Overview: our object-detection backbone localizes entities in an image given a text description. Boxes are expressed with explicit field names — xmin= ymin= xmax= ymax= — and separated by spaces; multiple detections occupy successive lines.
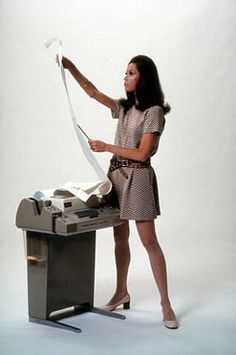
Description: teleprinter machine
xmin=15 ymin=191 xmax=125 ymax=333
xmin=16 ymin=192 xmax=122 ymax=236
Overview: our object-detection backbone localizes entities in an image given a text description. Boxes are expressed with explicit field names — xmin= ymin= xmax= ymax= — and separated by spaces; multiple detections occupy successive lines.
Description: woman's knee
xmin=136 ymin=220 xmax=159 ymax=252
xmin=113 ymin=221 xmax=130 ymax=244
xmin=142 ymin=235 xmax=159 ymax=253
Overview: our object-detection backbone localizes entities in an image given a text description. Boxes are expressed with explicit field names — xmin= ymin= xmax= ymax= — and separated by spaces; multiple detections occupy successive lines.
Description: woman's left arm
xmin=89 ymin=133 xmax=158 ymax=162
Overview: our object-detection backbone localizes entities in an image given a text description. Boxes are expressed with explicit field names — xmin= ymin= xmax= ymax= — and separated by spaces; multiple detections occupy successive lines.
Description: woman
xmin=58 ymin=54 xmax=178 ymax=329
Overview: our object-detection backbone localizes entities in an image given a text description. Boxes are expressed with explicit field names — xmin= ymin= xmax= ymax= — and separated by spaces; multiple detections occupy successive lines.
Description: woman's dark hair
xmin=120 ymin=55 xmax=171 ymax=114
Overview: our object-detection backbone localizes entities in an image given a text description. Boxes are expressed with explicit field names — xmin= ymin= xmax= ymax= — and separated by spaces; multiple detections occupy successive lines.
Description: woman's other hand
xmin=89 ymin=139 xmax=107 ymax=152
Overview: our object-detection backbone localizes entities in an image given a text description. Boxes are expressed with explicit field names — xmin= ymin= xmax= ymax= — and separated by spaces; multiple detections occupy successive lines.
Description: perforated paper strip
xmin=35 ymin=39 xmax=112 ymax=202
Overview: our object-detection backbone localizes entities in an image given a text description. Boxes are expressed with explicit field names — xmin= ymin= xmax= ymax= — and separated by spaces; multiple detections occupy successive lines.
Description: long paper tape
xmin=44 ymin=38 xmax=112 ymax=194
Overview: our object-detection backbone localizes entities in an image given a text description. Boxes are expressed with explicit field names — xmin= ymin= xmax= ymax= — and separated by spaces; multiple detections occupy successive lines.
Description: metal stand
xmin=29 ymin=316 xmax=82 ymax=334
xmin=25 ymin=231 xmax=126 ymax=333
xmin=29 ymin=304 xmax=125 ymax=333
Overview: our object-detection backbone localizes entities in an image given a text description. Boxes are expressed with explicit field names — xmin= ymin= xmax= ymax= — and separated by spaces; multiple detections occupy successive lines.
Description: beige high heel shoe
xmin=162 ymin=306 xmax=178 ymax=329
xmin=104 ymin=294 xmax=130 ymax=311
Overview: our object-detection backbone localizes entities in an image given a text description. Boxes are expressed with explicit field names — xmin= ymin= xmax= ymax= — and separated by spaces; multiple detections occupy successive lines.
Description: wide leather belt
xmin=109 ymin=158 xmax=150 ymax=178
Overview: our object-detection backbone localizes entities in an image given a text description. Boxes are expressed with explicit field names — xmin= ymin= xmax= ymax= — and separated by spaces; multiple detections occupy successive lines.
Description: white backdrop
xmin=0 ymin=1 xmax=235 ymax=354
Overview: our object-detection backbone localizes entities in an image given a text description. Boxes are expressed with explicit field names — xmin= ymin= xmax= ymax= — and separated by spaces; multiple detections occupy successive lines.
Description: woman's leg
xmin=106 ymin=221 xmax=130 ymax=305
xmin=135 ymin=220 xmax=176 ymax=322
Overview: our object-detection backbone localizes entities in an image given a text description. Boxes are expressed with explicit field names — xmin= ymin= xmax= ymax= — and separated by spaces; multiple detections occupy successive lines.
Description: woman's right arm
xmin=61 ymin=56 xmax=116 ymax=109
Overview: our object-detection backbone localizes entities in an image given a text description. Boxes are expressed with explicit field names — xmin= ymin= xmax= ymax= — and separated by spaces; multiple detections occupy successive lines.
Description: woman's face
xmin=124 ymin=63 xmax=140 ymax=93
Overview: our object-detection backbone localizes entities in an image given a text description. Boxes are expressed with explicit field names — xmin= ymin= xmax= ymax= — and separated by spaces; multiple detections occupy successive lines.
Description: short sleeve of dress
xmin=143 ymin=106 xmax=165 ymax=135
xmin=111 ymin=100 xmax=122 ymax=119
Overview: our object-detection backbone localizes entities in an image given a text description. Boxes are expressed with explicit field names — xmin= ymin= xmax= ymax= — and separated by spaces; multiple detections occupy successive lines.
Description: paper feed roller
xmin=16 ymin=197 xmax=122 ymax=236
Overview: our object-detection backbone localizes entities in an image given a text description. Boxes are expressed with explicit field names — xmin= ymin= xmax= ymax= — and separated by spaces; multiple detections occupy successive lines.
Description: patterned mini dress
xmin=108 ymin=100 xmax=165 ymax=221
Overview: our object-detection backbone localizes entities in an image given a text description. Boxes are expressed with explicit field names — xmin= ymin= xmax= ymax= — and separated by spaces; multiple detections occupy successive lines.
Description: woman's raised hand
xmin=55 ymin=55 xmax=71 ymax=69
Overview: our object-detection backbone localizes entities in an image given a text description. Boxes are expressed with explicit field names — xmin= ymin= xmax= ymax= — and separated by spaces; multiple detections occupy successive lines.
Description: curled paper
xmin=34 ymin=180 xmax=112 ymax=202
xmin=41 ymin=38 xmax=112 ymax=202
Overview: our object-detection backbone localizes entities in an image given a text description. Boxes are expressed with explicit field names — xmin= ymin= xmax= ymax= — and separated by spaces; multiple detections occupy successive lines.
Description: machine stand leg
xmin=74 ymin=303 xmax=126 ymax=320
xmin=29 ymin=317 xmax=82 ymax=333
xmin=29 ymin=303 xmax=125 ymax=334
xmin=90 ymin=307 xmax=126 ymax=320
